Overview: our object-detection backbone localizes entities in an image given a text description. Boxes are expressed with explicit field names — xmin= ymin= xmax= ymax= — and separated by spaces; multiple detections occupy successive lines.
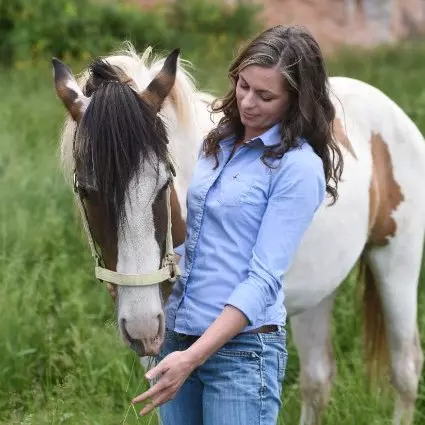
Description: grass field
xmin=1 ymin=42 xmax=425 ymax=424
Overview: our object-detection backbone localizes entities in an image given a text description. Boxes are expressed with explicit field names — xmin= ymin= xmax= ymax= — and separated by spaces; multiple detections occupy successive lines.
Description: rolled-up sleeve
xmin=226 ymin=153 xmax=326 ymax=324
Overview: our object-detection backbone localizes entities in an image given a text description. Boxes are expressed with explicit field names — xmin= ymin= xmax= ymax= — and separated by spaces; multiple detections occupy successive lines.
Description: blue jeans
xmin=157 ymin=328 xmax=287 ymax=425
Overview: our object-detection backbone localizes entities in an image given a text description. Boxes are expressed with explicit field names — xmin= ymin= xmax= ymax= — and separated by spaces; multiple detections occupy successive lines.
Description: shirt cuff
xmin=225 ymin=278 xmax=267 ymax=325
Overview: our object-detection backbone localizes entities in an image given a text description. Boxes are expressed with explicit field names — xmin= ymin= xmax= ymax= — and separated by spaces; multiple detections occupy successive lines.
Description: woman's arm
xmin=185 ymin=305 xmax=248 ymax=365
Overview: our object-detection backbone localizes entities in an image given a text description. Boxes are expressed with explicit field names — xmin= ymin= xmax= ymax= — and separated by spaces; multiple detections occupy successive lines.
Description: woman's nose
xmin=241 ymin=91 xmax=255 ymax=109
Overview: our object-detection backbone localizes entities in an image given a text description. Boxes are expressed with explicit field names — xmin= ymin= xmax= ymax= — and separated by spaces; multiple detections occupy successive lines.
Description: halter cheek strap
xmin=73 ymin=158 xmax=181 ymax=287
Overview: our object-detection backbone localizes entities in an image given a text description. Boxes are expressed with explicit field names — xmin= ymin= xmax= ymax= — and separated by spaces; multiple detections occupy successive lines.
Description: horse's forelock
xmin=59 ymin=45 xmax=200 ymax=185
xmin=79 ymin=80 xmax=169 ymax=227
xmin=60 ymin=46 xmax=155 ymax=183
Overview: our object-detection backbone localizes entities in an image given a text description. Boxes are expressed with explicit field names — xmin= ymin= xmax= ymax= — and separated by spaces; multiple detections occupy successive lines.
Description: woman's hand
xmin=132 ymin=350 xmax=198 ymax=415
xmin=132 ymin=306 xmax=248 ymax=416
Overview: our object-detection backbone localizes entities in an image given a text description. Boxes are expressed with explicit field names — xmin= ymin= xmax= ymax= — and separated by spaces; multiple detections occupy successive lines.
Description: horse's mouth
xmin=120 ymin=318 xmax=164 ymax=357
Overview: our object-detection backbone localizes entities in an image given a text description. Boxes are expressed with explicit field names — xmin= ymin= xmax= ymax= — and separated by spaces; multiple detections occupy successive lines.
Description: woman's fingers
xmin=132 ymin=381 xmax=162 ymax=404
xmin=139 ymin=391 xmax=173 ymax=416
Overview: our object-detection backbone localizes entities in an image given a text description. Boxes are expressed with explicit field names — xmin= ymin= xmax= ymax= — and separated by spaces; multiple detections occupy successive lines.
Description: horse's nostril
xmin=120 ymin=318 xmax=145 ymax=357
xmin=120 ymin=318 xmax=127 ymax=336
xmin=120 ymin=318 xmax=131 ymax=343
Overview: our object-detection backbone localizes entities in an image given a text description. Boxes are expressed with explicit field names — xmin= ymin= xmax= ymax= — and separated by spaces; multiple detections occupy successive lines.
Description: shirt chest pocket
xmin=218 ymin=173 xmax=266 ymax=206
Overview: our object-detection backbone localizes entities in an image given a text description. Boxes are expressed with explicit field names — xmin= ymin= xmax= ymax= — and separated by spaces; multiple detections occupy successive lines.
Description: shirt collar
xmin=252 ymin=123 xmax=282 ymax=147
xmin=219 ymin=123 xmax=282 ymax=148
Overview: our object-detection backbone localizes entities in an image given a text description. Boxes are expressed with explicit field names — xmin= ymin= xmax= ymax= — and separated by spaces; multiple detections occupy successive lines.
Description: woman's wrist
xmin=184 ymin=306 xmax=248 ymax=367
xmin=185 ymin=343 xmax=209 ymax=367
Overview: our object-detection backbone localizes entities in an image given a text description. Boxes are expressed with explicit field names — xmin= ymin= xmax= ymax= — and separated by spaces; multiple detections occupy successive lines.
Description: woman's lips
xmin=242 ymin=111 xmax=257 ymax=119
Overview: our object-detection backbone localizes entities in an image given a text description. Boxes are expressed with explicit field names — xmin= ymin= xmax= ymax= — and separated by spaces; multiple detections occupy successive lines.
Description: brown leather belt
xmin=174 ymin=325 xmax=280 ymax=345
xmin=246 ymin=324 xmax=280 ymax=334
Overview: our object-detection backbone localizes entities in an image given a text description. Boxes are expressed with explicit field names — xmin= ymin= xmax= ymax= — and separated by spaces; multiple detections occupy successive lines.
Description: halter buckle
xmin=163 ymin=253 xmax=180 ymax=283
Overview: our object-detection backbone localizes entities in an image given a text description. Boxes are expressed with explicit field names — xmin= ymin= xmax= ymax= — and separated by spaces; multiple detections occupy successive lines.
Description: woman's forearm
xmin=185 ymin=305 xmax=248 ymax=366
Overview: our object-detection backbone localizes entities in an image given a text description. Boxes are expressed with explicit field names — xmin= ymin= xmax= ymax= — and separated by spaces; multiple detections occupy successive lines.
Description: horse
xmin=53 ymin=46 xmax=425 ymax=425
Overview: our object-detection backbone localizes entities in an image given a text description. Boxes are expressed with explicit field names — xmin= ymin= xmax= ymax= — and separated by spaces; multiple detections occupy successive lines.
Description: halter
xmin=72 ymin=156 xmax=181 ymax=287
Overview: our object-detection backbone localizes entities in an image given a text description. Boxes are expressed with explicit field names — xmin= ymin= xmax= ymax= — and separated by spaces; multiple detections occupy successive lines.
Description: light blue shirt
xmin=165 ymin=123 xmax=326 ymax=335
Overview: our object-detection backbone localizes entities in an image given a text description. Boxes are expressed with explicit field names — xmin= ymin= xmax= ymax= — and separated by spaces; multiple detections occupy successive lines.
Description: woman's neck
xmin=243 ymin=127 xmax=265 ymax=143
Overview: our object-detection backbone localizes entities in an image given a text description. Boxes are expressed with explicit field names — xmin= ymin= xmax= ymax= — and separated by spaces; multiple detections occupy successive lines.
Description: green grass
xmin=2 ymin=41 xmax=425 ymax=424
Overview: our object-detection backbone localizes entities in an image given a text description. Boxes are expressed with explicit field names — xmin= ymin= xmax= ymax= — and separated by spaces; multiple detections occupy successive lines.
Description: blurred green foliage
xmin=0 ymin=0 xmax=261 ymax=68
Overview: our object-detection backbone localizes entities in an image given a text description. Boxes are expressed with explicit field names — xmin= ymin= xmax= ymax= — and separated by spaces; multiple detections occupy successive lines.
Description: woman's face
xmin=236 ymin=65 xmax=289 ymax=139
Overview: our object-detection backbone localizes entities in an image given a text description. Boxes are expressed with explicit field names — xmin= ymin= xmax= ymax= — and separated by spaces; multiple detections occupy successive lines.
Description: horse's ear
xmin=52 ymin=58 xmax=89 ymax=122
xmin=140 ymin=48 xmax=180 ymax=114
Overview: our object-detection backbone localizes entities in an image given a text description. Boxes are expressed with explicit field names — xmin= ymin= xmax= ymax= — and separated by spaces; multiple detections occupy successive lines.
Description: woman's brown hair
xmin=204 ymin=25 xmax=343 ymax=204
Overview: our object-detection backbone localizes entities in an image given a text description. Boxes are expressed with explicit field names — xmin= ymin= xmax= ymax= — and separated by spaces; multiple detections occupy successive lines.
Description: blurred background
xmin=1 ymin=0 xmax=425 ymax=424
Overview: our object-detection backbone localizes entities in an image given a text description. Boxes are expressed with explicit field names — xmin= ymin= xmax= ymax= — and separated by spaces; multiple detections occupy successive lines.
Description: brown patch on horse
xmin=368 ymin=132 xmax=405 ymax=245
xmin=142 ymin=71 xmax=175 ymax=112
xmin=152 ymin=184 xmax=186 ymax=251
xmin=333 ymin=117 xmax=358 ymax=159
xmin=82 ymin=194 xmax=119 ymax=300
xmin=82 ymin=194 xmax=118 ymax=271
xmin=55 ymin=81 xmax=85 ymax=122
xmin=152 ymin=183 xmax=185 ymax=302
xmin=152 ymin=184 xmax=168 ymax=260
xmin=52 ymin=58 xmax=87 ymax=122
xmin=140 ymin=48 xmax=179 ymax=113
xmin=170 ymin=186 xmax=186 ymax=247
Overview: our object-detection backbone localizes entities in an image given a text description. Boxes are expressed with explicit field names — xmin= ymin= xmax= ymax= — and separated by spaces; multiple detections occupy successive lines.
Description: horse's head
xmin=52 ymin=49 xmax=181 ymax=357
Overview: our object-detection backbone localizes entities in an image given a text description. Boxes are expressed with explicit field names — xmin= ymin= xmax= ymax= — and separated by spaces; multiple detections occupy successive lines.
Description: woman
xmin=132 ymin=25 xmax=343 ymax=424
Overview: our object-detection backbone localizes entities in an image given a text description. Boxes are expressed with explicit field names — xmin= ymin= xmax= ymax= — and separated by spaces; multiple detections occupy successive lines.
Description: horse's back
xmin=284 ymin=76 xmax=425 ymax=315
xmin=330 ymin=76 xmax=425 ymax=164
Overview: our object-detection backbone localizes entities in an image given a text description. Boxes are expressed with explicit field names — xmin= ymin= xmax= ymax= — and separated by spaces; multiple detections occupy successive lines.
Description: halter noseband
xmin=73 ymin=155 xmax=181 ymax=287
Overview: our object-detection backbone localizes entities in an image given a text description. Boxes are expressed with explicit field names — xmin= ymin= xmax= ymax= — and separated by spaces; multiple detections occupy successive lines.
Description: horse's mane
xmin=60 ymin=44 xmax=201 ymax=182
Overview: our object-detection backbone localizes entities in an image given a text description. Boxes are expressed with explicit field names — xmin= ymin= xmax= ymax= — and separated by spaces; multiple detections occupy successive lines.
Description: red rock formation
xmin=133 ymin=0 xmax=425 ymax=51
xmin=253 ymin=0 xmax=425 ymax=51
